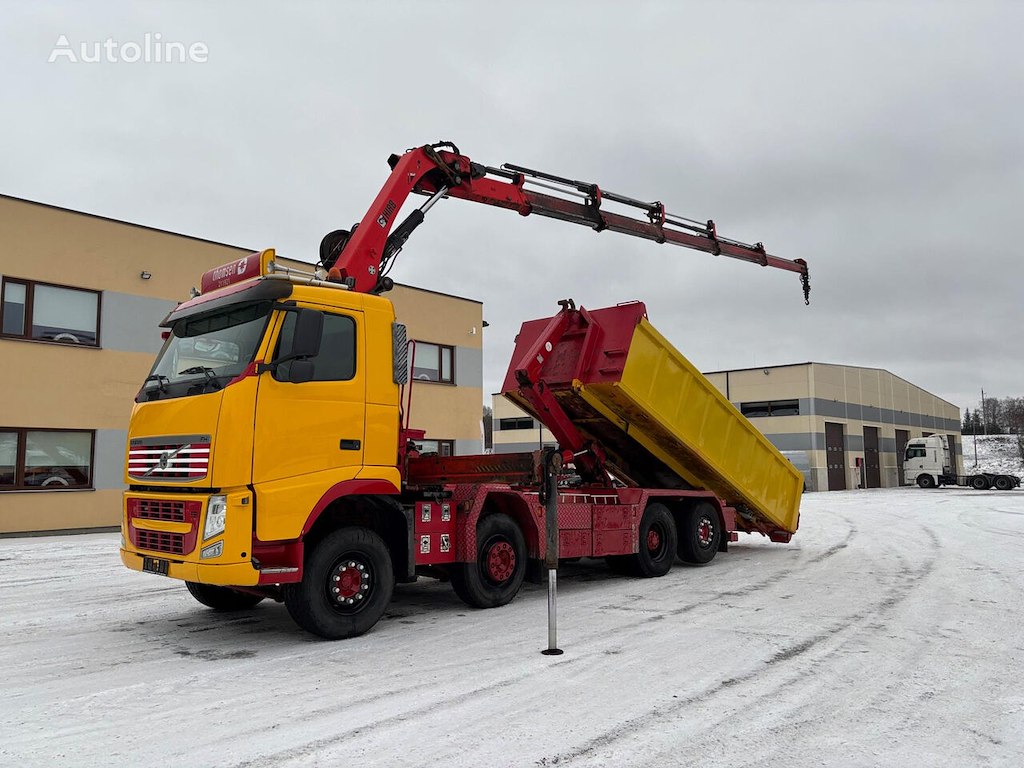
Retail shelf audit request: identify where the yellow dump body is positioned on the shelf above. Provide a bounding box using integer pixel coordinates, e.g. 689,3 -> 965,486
504,303 -> 802,535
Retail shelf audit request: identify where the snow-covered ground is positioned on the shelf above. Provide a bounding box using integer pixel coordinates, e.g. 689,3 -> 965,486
963,433 -> 1024,477
2,487 -> 1023,767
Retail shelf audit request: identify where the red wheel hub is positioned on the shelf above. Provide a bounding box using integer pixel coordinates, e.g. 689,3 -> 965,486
647,528 -> 662,552
485,541 -> 516,583
698,518 -> 713,547
331,559 -> 371,605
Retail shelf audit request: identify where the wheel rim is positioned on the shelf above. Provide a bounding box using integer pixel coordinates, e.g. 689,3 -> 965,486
482,537 -> 516,585
646,522 -> 668,560
327,554 -> 374,613
696,516 -> 715,550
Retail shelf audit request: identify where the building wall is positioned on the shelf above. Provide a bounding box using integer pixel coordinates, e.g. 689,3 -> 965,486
1,196 -> 482,533
707,363 -> 961,491
491,394 -> 555,453
387,284 -> 483,457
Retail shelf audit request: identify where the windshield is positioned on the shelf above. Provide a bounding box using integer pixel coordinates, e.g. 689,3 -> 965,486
140,302 -> 272,400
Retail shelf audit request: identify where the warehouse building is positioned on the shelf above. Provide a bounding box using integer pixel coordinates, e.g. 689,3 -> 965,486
492,361 -> 960,492
702,363 -> 961,491
0,194 -> 482,534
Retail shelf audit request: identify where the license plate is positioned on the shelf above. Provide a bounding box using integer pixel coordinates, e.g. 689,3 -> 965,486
142,556 -> 170,576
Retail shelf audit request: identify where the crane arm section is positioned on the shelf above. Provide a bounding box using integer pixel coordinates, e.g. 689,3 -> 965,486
322,142 -> 810,303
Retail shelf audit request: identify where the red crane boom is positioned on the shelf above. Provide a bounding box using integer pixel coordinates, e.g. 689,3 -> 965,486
320,142 -> 810,303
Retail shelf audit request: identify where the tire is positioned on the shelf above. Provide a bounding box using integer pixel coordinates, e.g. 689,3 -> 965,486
283,527 -> 394,640
994,475 -> 1014,491
630,503 -> 678,577
970,475 -> 990,490
450,513 -> 526,609
917,475 -> 936,489
678,501 -> 722,565
185,581 -> 264,611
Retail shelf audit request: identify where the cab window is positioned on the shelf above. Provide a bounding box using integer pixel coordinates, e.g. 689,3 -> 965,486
275,311 -> 356,382
905,446 -> 926,460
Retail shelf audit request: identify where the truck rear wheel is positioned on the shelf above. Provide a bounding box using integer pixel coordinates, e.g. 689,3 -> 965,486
994,475 -> 1014,491
634,503 -> 678,577
450,513 -> 526,609
917,475 -> 936,489
678,502 -> 721,565
970,475 -> 990,490
284,527 -> 394,640
185,582 -> 264,611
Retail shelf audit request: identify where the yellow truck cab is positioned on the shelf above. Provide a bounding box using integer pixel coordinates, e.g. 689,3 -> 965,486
121,251 -> 412,636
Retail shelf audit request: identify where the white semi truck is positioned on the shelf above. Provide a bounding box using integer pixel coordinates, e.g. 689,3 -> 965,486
904,435 -> 1020,490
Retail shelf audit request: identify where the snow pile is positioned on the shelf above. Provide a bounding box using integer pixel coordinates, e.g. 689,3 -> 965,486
962,433 -> 1024,475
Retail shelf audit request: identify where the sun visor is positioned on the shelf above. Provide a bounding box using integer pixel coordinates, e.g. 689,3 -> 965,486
160,278 -> 293,327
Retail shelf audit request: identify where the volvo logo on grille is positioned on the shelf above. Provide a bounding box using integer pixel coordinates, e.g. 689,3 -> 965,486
158,451 -> 172,470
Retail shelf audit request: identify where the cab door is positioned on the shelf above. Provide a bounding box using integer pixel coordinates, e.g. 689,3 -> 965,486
252,307 -> 366,487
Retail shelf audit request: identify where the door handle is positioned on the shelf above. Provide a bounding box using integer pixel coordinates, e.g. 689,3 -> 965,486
339,439 -> 361,451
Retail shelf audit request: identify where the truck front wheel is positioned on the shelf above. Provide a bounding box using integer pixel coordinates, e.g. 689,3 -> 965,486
185,582 -> 264,611
917,475 -> 936,489
678,502 -> 721,565
450,513 -> 526,609
284,527 -> 394,640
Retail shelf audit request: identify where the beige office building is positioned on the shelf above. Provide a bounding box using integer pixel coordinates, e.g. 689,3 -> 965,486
0,194 -> 482,534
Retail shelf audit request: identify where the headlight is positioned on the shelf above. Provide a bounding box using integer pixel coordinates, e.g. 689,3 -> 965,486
203,495 -> 227,540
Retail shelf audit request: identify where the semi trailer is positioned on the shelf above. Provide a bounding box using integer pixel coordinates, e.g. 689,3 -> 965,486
120,143 -> 809,639
904,434 -> 1020,490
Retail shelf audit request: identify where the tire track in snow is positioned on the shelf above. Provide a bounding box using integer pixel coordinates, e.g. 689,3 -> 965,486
225,513 -> 862,768
535,520 -> 939,767
228,653 -> 585,768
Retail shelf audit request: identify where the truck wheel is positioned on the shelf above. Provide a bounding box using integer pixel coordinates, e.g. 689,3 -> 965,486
450,513 -> 526,609
283,527 -> 394,640
917,475 -> 936,489
633,503 -> 678,577
678,502 -> 721,565
970,475 -> 990,490
994,475 -> 1014,491
185,582 -> 264,611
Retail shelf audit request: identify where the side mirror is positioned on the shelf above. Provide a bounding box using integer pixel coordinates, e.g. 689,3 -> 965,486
292,309 -> 323,358
287,359 -> 316,384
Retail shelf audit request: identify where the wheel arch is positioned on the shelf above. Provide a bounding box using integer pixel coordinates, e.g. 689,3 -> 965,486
303,491 -> 413,582
472,491 -> 541,560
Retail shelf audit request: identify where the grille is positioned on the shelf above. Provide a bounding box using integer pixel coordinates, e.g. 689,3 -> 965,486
135,499 -> 187,522
128,439 -> 210,481
135,529 -> 186,555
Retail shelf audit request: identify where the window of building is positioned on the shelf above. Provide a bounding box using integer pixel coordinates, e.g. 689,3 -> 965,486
0,429 -> 94,490
740,399 -> 800,418
497,417 -> 535,431
413,439 -> 454,456
275,311 -> 356,382
1,277 -> 101,346
411,341 -> 454,383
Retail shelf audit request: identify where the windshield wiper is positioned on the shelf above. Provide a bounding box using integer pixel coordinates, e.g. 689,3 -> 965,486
178,366 -> 219,379
144,374 -> 169,392
179,366 -> 223,393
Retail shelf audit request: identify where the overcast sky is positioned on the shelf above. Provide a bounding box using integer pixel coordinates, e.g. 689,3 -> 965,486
2,1 -> 1021,414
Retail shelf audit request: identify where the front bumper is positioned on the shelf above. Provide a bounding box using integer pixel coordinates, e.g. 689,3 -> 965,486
122,488 -> 257,586
119,548 -> 260,585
